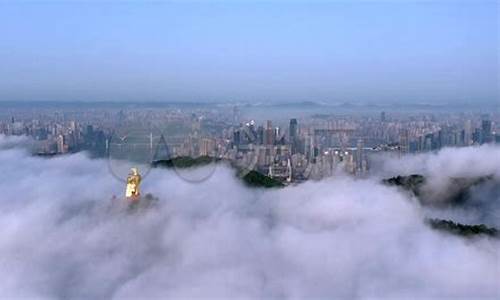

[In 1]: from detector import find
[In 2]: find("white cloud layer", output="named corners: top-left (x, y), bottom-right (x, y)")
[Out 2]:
top-left (0, 136), bottom-right (498, 299)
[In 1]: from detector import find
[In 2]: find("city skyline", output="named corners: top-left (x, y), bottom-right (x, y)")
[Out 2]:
top-left (2, 102), bottom-right (499, 183)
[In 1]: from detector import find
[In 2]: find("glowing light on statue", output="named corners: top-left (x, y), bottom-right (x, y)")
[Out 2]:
top-left (125, 168), bottom-right (141, 201)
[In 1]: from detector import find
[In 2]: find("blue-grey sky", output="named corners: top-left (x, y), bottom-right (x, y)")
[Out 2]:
top-left (0, 1), bottom-right (498, 104)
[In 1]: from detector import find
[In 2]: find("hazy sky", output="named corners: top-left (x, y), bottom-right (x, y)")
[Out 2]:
top-left (0, 1), bottom-right (498, 104)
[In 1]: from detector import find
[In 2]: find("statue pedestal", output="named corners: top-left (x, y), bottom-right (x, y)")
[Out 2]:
top-left (126, 193), bottom-right (159, 212)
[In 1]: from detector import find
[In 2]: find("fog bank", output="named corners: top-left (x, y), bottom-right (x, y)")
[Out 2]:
top-left (0, 136), bottom-right (498, 299)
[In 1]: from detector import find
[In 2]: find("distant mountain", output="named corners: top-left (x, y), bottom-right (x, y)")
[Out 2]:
top-left (240, 170), bottom-right (284, 188)
top-left (152, 156), bottom-right (284, 188)
top-left (383, 174), bottom-right (496, 206)
top-left (384, 174), bottom-right (499, 238)
top-left (427, 219), bottom-right (498, 238)
top-left (383, 174), bottom-right (425, 197)
top-left (252, 101), bottom-right (327, 108)
top-left (152, 156), bottom-right (217, 169)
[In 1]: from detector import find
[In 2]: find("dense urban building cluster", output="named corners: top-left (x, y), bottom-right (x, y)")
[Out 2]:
top-left (1, 103), bottom-right (498, 182)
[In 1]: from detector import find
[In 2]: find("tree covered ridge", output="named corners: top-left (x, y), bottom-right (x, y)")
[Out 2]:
top-left (152, 156), bottom-right (284, 188)
top-left (384, 174), bottom-right (499, 238)
top-left (427, 219), bottom-right (498, 238)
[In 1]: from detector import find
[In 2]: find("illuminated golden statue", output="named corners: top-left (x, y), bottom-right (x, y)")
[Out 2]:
top-left (125, 167), bottom-right (141, 200)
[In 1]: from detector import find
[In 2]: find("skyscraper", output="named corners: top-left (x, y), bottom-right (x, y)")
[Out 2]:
top-left (356, 139), bottom-right (365, 174)
top-left (399, 129), bottom-right (409, 155)
top-left (380, 111), bottom-right (386, 122)
top-left (265, 120), bottom-right (274, 145)
top-left (257, 125), bottom-right (264, 145)
top-left (289, 118), bottom-right (298, 140)
top-left (233, 130), bottom-right (241, 147)
top-left (463, 120), bottom-right (472, 146)
top-left (56, 134), bottom-right (66, 154)
top-left (482, 119), bottom-right (492, 144)
top-left (289, 118), bottom-right (298, 154)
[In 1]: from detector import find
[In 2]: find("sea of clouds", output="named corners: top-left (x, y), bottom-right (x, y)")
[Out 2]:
top-left (0, 134), bottom-right (498, 299)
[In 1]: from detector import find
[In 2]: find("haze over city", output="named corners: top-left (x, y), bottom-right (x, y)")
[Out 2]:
top-left (0, 1), bottom-right (499, 299)
top-left (0, 0), bottom-right (498, 104)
